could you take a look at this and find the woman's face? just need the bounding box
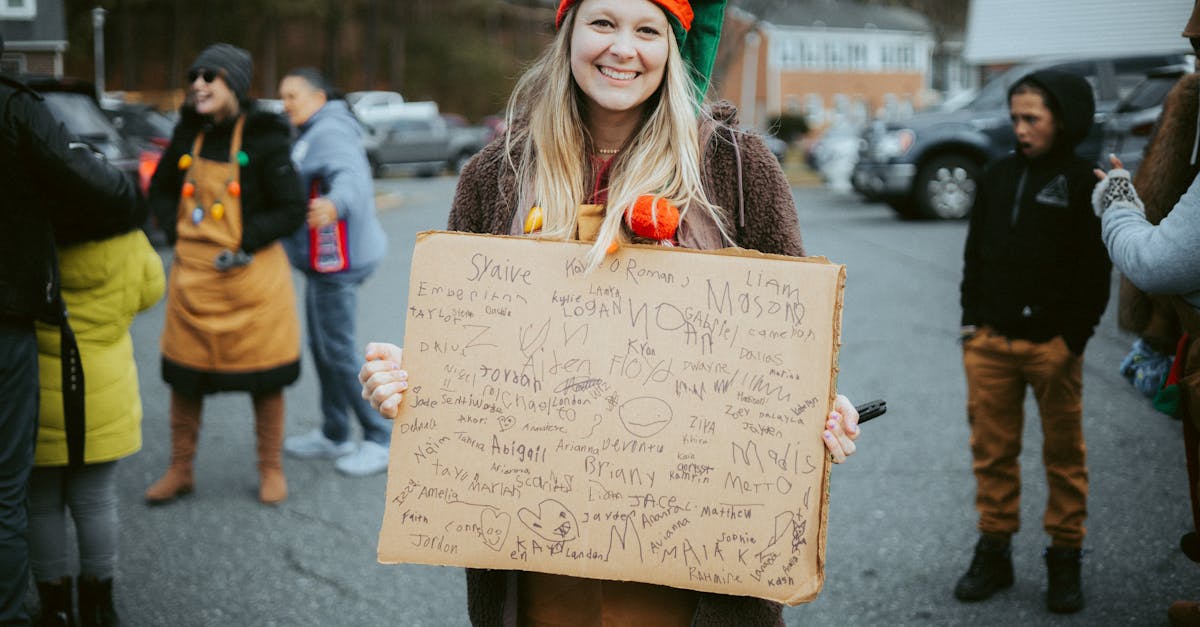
[279,76,326,127]
[570,0,670,120]
[189,68,239,120]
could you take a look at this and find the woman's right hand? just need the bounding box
[359,342,408,419]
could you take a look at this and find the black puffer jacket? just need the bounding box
[961,69,1112,353]
[0,74,143,324]
[148,104,305,254]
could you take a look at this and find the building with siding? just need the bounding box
[965,0,1194,67]
[0,0,67,76]
[716,1,967,130]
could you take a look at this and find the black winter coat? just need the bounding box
[961,70,1111,354]
[148,105,305,254]
[0,75,143,324]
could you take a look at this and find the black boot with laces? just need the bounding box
[954,534,1014,602]
[1045,546,1084,613]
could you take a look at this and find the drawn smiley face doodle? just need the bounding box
[480,508,511,551]
[517,499,579,543]
[618,396,673,438]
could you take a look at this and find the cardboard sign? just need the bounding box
[378,231,845,605]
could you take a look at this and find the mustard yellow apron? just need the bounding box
[161,116,300,373]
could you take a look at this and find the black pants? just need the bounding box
[0,321,37,625]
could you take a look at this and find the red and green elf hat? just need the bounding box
[556,0,728,100]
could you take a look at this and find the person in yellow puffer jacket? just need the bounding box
[30,227,164,626]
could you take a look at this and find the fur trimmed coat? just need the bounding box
[447,101,798,627]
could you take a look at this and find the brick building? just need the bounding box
[716,1,968,130]
[0,0,66,77]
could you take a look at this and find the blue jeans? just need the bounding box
[0,322,37,625]
[305,267,391,445]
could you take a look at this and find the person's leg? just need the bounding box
[965,331,1028,540]
[67,461,120,626]
[326,274,391,446]
[253,391,287,504]
[285,275,356,460]
[145,391,202,504]
[1026,337,1086,613]
[956,329,1026,602]
[0,323,38,625]
[28,466,75,625]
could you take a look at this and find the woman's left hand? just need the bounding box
[823,394,860,464]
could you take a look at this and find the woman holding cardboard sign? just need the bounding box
[359,0,861,624]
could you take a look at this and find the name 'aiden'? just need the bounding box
[467,253,533,285]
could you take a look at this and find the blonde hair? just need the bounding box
[504,3,732,269]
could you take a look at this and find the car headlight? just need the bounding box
[873,129,915,160]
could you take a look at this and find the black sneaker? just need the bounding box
[1045,546,1084,613]
[954,535,1014,601]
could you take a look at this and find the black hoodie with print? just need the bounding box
[960,69,1112,354]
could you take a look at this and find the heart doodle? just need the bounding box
[518,499,579,543]
[496,415,516,432]
[480,508,511,551]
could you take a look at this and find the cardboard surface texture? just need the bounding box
[378,231,845,605]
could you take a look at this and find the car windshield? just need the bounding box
[1117,74,1184,113]
[42,92,120,140]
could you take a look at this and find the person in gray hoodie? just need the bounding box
[278,68,391,477]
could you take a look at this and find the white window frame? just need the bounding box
[0,0,37,19]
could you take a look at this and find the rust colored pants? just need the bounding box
[963,327,1088,548]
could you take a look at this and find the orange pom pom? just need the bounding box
[626,195,680,241]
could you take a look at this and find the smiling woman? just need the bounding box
[358,1,864,625]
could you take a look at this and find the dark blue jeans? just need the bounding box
[0,322,37,625]
[305,267,391,445]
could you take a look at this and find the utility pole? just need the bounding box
[91,6,107,98]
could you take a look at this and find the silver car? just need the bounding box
[1100,64,1191,176]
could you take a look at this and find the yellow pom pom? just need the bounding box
[211,202,225,220]
[524,206,544,234]
[177,154,193,170]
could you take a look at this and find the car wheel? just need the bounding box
[915,155,979,220]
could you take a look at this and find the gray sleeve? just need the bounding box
[1102,174,1200,296]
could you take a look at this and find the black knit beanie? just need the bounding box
[189,43,252,100]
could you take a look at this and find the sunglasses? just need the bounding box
[187,68,221,84]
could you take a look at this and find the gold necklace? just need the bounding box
[596,147,620,155]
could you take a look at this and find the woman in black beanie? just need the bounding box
[145,43,306,505]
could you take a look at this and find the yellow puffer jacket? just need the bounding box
[35,229,165,466]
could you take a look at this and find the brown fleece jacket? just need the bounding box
[1118,73,1200,349]
[448,101,798,627]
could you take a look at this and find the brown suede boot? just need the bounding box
[144,393,202,504]
[254,392,288,505]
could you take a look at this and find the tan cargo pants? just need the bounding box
[963,326,1088,548]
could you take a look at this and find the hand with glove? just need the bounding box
[1092,154,1145,218]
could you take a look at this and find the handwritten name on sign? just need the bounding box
[378,231,845,605]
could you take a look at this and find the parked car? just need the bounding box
[362,106,490,178]
[852,53,1188,219]
[101,101,176,195]
[1100,63,1192,176]
[806,122,864,191]
[346,90,407,125]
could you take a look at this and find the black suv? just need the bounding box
[852,53,1188,219]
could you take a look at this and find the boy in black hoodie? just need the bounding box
[955,69,1111,614]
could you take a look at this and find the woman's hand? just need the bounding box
[359,342,408,419]
[823,394,860,464]
[1092,153,1144,218]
